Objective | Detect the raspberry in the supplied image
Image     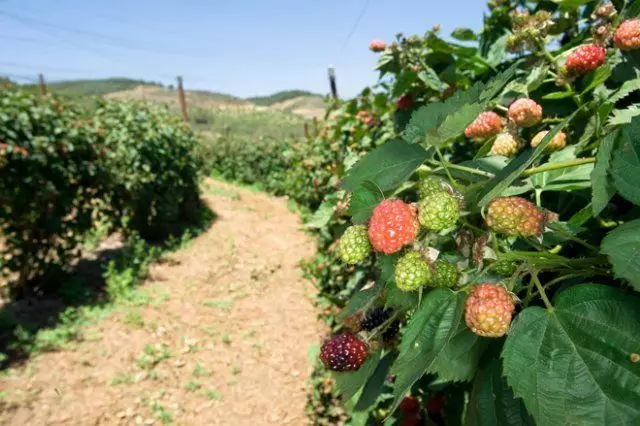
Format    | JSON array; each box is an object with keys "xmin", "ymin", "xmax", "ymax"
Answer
[
  {"xmin": 614, "ymin": 20, "xmax": 640, "ymax": 51},
  {"xmin": 464, "ymin": 111, "xmax": 504, "ymax": 140},
  {"xmin": 417, "ymin": 175, "xmax": 446, "ymax": 199},
  {"xmin": 382, "ymin": 319, "xmax": 401, "ymax": 342},
  {"xmin": 433, "ymin": 260, "xmax": 458, "ymax": 288},
  {"xmin": 360, "ymin": 307, "xmax": 390, "ymax": 331},
  {"xmin": 486, "ymin": 197, "xmax": 545, "ymax": 237},
  {"xmin": 418, "ymin": 192, "xmax": 460, "ymax": 231},
  {"xmin": 530, "ymin": 130, "xmax": 567, "ymax": 152},
  {"xmin": 337, "ymin": 225, "xmax": 371, "ymax": 264},
  {"xmin": 320, "ymin": 333, "xmax": 369, "ymax": 372},
  {"xmin": 508, "ymin": 99, "xmax": 543, "ymax": 128},
  {"xmin": 464, "ymin": 283, "xmax": 515, "ymax": 337},
  {"xmin": 565, "ymin": 44, "xmax": 607, "ymax": 76},
  {"xmin": 492, "ymin": 260, "xmax": 518, "ymax": 276},
  {"xmin": 395, "ymin": 251, "xmax": 432, "ymax": 291},
  {"xmin": 490, "ymin": 133, "xmax": 522, "ymax": 157},
  {"xmin": 369, "ymin": 39, "xmax": 387, "ymax": 52},
  {"xmin": 368, "ymin": 200, "xmax": 419, "ymax": 254},
  {"xmin": 399, "ymin": 396, "xmax": 420, "ymax": 413},
  {"xmin": 397, "ymin": 93, "xmax": 414, "ymax": 110}
]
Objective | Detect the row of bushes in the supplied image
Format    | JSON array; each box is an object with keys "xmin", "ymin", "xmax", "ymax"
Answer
[{"xmin": 0, "ymin": 90, "xmax": 203, "ymax": 297}]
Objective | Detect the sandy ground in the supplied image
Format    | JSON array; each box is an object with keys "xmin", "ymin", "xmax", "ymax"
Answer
[{"xmin": 0, "ymin": 179, "xmax": 324, "ymax": 425}]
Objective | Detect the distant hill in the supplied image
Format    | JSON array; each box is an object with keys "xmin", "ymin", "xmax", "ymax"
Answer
[
  {"xmin": 247, "ymin": 90, "xmax": 323, "ymax": 106},
  {"xmin": 24, "ymin": 78, "xmax": 162, "ymax": 97}
]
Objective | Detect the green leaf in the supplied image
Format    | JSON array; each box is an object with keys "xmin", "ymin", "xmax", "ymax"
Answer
[
  {"xmin": 341, "ymin": 140, "xmax": 430, "ymax": 192},
  {"xmin": 601, "ymin": 219, "xmax": 640, "ymax": 292},
  {"xmin": 338, "ymin": 279, "xmax": 385, "ymax": 320},
  {"xmin": 608, "ymin": 72, "xmax": 640, "ymax": 104},
  {"xmin": 334, "ymin": 349, "xmax": 382, "ymax": 401},
  {"xmin": 389, "ymin": 289, "xmax": 467, "ymax": 412},
  {"xmin": 418, "ymin": 67, "xmax": 443, "ymax": 91},
  {"xmin": 542, "ymin": 91, "xmax": 574, "ymax": 100},
  {"xmin": 467, "ymin": 355, "xmax": 534, "ymax": 426},
  {"xmin": 477, "ymin": 111, "xmax": 578, "ymax": 207},
  {"xmin": 526, "ymin": 65, "xmax": 548, "ymax": 93},
  {"xmin": 385, "ymin": 279, "xmax": 419, "ymax": 311},
  {"xmin": 591, "ymin": 131, "xmax": 620, "ymax": 216},
  {"xmin": 451, "ymin": 27, "xmax": 477, "ymax": 41},
  {"xmin": 502, "ymin": 284, "xmax": 640, "ymax": 426},
  {"xmin": 531, "ymin": 147, "xmax": 594, "ymax": 192},
  {"xmin": 581, "ymin": 63, "xmax": 612, "ymax": 94},
  {"xmin": 551, "ymin": 0, "xmax": 595, "ymax": 7},
  {"xmin": 485, "ymin": 33, "xmax": 508, "ymax": 66},
  {"xmin": 354, "ymin": 351, "xmax": 397, "ymax": 411},
  {"xmin": 349, "ymin": 181, "xmax": 384, "ymax": 224},
  {"xmin": 611, "ymin": 116, "xmax": 640, "ymax": 205},
  {"xmin": 607, "ymin": 104, "xmax": 640, "ymax": 127},
  {"xmin": 305, "ymin": 198, "xmax": 336, "ymax": 229}
]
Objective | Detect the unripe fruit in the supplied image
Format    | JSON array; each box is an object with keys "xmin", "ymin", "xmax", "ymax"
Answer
[
  {"xmin": 508, "ymin": 99, "xmax": 543, "ymax": 127},
  {"xmin": 491, "ymin": 133, "xmax": 522, "ymax": 157},
  {"xmin": 464, "ymin": 111, "xmax": 504, "ymax": 140},
  {"xmin": 464, "ymin": 283, "xmax": 515, "ymax": 337},
  {"xmin": 433, "ymin": 260, "xmax": 458, "ymax": 288},
  {"xmin": 395, "ymin": 251, "xmax": 432, "ymax": 291},
  {"xmin": 486, "ymin": 197, "xmax": 545, "ymax": 237},
  {"xmin": 614, "ymin": 19, "xmax": 640, "ymax": 51},
  {"xmin": 320, "ymin": 333, "xmax": 369, "ymax": 371},
  {"xmin": 418, "ymin": 192, "xmax": 460, "ymax": 231},
  {"xmin": 531, "ymin": 130, "xmax": 567, "ymax": 152},
  {"xmin": 565, "ymin": 44, "xmax": 607, "ymax": 76},
  {"xmin": 369, "ymin": 39, "xmax": 387, "ymax": 52},
  {"xmin": 492, "ymin": 260, "xmax": 518, "ymax": 276},
  {"xmin": 368, "ymin": 200, "xmax": 419, "ymax": 254},
  {"xmin": 417, "ymin": 175, "xmax": 446, "ymax": 199},
  {"xmin": 337, "ymin": 225, "xmax": 371, "ymax": 264}
]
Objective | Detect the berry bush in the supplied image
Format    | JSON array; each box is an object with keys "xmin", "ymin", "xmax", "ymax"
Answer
[{"xmin": 0, "ymin": 91, "xmax": 204, "ymax": 296}]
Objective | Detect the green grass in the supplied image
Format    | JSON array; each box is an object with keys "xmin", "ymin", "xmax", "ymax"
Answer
[
  {"xmin": 202, "ymin": 298, "xmax": 235, "ymax": 311},
  {"xmin": 246, "ymin": 90, "xmax": 322, "ymax": 106}
]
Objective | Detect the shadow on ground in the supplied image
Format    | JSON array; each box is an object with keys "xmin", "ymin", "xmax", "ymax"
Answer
[{"xmin": 0, "ymin": 199, "xmax": 217, "ymax": 370}]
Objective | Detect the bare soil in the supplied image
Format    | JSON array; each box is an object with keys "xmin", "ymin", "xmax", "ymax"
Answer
[{"xmin": 0, "ymin": 179, "xmax": 324, "ymax": 425}]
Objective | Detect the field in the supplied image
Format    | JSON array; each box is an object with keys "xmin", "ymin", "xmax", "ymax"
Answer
[{"xmin": 2, "ymin": 1, "xmax": 640, "ymax": 425}]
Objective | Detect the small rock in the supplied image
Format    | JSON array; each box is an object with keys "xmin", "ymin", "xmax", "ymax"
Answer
[
  {"xmin": 116, "ymin": 411, "xmax": 126, "ymax": 419},
  {"xmin": 144, "ymin": 420, "xmax": 155, "ymax": 425},
  {"xmin": 125, "ymin": 407, "xmax": 135, "ymax": 417},
  {"xmin": 135, "ymin": 415, "xmax": 143, "ymax": 424}
]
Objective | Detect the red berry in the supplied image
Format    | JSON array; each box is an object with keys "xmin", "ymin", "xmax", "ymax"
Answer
[
  {"xmin": 368, "ymin": 200, "xmax": 419, "ymax": 254},
  {"xmin": 369, "ymin": 39, "xmax": 386, "ymax": 52},
  {"xmin": 399, "ymin": 396, "xmax": 420, "ymax": 413},
  {"xmin": 565, "ymin": 44, "xmax": 607, "ymax": 76},
  {"xmin": 426, "ymin": 395, "xmax": 445, "ymax": 413},
  {"xmin": 464, "ymin": 284, "xmax": 515, "ymax": 338},
  {"xmin": 486, "ymin": 197, "xmax": 545, "ymax": 237},
  {"xmin": 464, "ymin": 111, "xmax": 503, "ymax": 140},
  {"xmin": 508, "ymin": 98, "xmax": 543, "ymax": 128},
  {"xmin": 397, "ymin": 93, "xmax": 414, "ymax": 110},
  {"xmin": 614, "ymin": 19, "xmax": 640, "ymax": 51},
  {"xmin": 320, "ymin": 333, "xmax": 368, "ymax": 372}
]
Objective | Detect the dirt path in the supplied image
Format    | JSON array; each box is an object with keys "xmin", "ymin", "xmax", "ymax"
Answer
[{"xmin": 0, "ymin": 179, "xmax": 324, "ymax": 425}]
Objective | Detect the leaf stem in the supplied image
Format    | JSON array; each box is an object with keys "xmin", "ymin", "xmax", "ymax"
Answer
[
  {"xmin": 494, "ymin": 104, "xmax": 508, "ymax": 113},
  {"xmin": 426, "ymin": 160, "xmax": 495, "ymax": 178},
  {"xmin": 521, "ymin": 157, "xmax": 595, "ymax": 177},
  {"xmin": 435, "ymin": 146, "xmax": 461, "ymax": 189},
  {"xmin": 532, "ymin": 272, "xmax": 554, "ymax": 311}
]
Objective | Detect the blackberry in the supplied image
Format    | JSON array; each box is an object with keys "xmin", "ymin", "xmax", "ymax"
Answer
[
  {"xmin": 382, "ymin": 319, "xmax": 401, "ymax": 342},
  {"xmin": 360, "ymin": 307, "xmax": 391, "ymax": 331}
]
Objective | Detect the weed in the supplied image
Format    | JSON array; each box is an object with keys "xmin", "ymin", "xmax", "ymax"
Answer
[
  {"xmin": 192, "ymin": 362, "xmax": 210, "ymax": 378},
  {"xmin": 185, "ymin": 380, "xmax": 201, "ymax": 392},
  {"xmin": 205, "ymin": 389, "xmax": 220, "ymax": 401},
  {"xmin": 123, "ymin": 310, "xmax": 144, "ymax": 328},
  {"xmin": 202, "ymin": 299, "xmax": 235, "ymax": 311},
  {"xmin": 110, "ymin": 373, "xmax": 134, "ymax": 386},
  {"xmin": 151, "ymin": 401, "xmax": 173, "ymax": 424},
  {"xmin": 221, "ymin": 334, "xmax": 231, "ymax": 344}
]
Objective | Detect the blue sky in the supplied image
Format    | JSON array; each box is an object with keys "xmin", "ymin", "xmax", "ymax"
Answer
[{"xmin": 0, "ymin": 0, "xmax": 488, "ymax": 98}]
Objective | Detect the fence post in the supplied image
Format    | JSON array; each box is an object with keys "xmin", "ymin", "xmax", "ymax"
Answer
[
  {"xmin": 328, "ymin": 66, "xmax": 338, "ymax": 100},
  {"xmin": 38, "ymin": 73, "xmax": 47, "ymax": 96},
  {"xmin": 177, "ymin": 76, "xmax": 189, "ymax": 122},
  {"xmin": 312, "ymin": 117, "xmax": 319, "ymax": 136},
  {"xmin": 304, "ymin": 122, "xmax": 310, "ymax": 138}
]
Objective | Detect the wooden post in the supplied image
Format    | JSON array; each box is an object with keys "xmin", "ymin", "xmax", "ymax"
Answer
[
  {"xmin": 304, "ymin": 122, "xmax": 309, "ymax": 138},
  {"xmin": 38, "ymin": 73, "xmax": 47, "ymax": 96},
  {"xmin": 328, "ymin": 66, "xmax": 338, "ymax": 100},
  {"xmin": 312, "ymin": 117, "xmax": 319, "ymax": 136},
  {"xmin": 177, "ymin": 76, "xmax": 188, "ymax": 122}
]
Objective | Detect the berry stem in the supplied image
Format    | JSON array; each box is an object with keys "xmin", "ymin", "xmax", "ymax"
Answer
[
  {"xmin": 532, "ymin": 272, "xmax": 554, "ymax": 311},
  {"xmin": 542, "ymin": 117, "xmax": 564, "ymax": 123},
  {"xmin": 493, "ymin": 104, "xmax": 508, "ymax": 113},
  {"xmin": 426, "ymin": 160, "xmax": 495, "ymax": 178},
  {"xmin": 435, "ymin": 146, "xmax": 461, "ymax": 189},
  {"xmin": 521, "ymin": 157, "xmax": 595, "ymax": 177}
]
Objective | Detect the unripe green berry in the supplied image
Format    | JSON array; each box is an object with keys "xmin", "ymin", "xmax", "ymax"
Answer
[
  {"xmin": 418, "ymin": 192, "xmax": 460, "ymax": 231},
  {"xmin": 417, "ymin": 176, "xmax": 446, "ymax": 199},
  {"xmin": 395, "ymin": 251, "xmax": 432, "ymax": 291},
  {"xmin": 433, "ymin": 260, "xmax": 458, "ymax": 288},
  {"xmin": 492, "ymin": 260, "xmax": 518, "ymax": 276},
  {"xmin": 337, "ymin": 225, "xmax": 371, "ymax": 264}
]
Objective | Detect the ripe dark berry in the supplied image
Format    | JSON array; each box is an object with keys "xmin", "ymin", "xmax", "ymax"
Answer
[
  {"xmin": 360, "ymin": 307, "xmax": 391, "ymax": 331},
  {"xmin": 320, "ymin": 333, "xmax": 369, "ymax": 372},
  {"xmin": 382, "ymin": 319, "xmax": 401, "ymax": 342}
]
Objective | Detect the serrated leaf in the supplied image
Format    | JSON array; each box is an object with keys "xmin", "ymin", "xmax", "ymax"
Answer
[
  {"xmin": 341, "ymin": 140, "xmax": 430, "ymax": 192},
  {"xmin": 526, "ymin": 65, "xmax": 548, "ymax": 93},
  {"xmin": 466, "ymin": 355, "xmax": 534, "ymax": 426},
  {"xmin": 429, "ymin": 318, "xmax": 487, "ymax": 383},
  {"xmin": 607, "ymin": 72, "xmax": 640, "ymax": 104},
  {"xmin": 531, "ymin": 146, "xmax": 594, "ymax": 192},
  {"xmin": 581, "ymin": 63, "xmax": 612, "ymax": 94},
  {"xmin": 384, "ymin": 279, "xmax": 419, "ymax": 311},
  {"xmin": 601, "ymin": 219, "xmax": 640, "ymax": 292},
  {"xmin": 338, "ymin": 278, "xmax": 385, "ymax": 320},
  {"xmin": 349, "ymin": 181, "xmax": 384, "ymax": 224},
  {"xmin": 389, "ymin": 289, "xmax": 467, "ymax": 413},
  {"xmin": 607, "ymin": 104, "xmax": 640, "ymax": 126},
  {"xmin": 477, "ymin": 111, "xmax": 578, "ymax": 207},
  {"xmin": 486, "ymin": 33, "xmax": 508, "ymax": 66},
  {"xmin": 623, "ymin": 0, "xmax": 640, "ymax": 18},
  {"xmin": 611, "ymin": 116, "xmax": 640, "ymax": 205},
  {"xmin": 354, "ymin": 351, "xmax": 397, "ymax": 411},
  {"xmin": 334, "ymin": 349, "xmax": 382, "ymax": 401},
  {"xmin": 418, "ymin": 66, "xmax": 442, "ymax": 91},
  {"xmin": 502, "ymin": 284, "xmax": 640, "ymax": 426},
  {"xmin": 591, "ymin": 131, "xmax": 620, "ymax": 216},
  {"xmin": 451, "ymin": 27, "xmax": 477, "ymax": 41},
  {"xmin": 305, "ymin": 198, "xmax": 336, "ymax": 229}
]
